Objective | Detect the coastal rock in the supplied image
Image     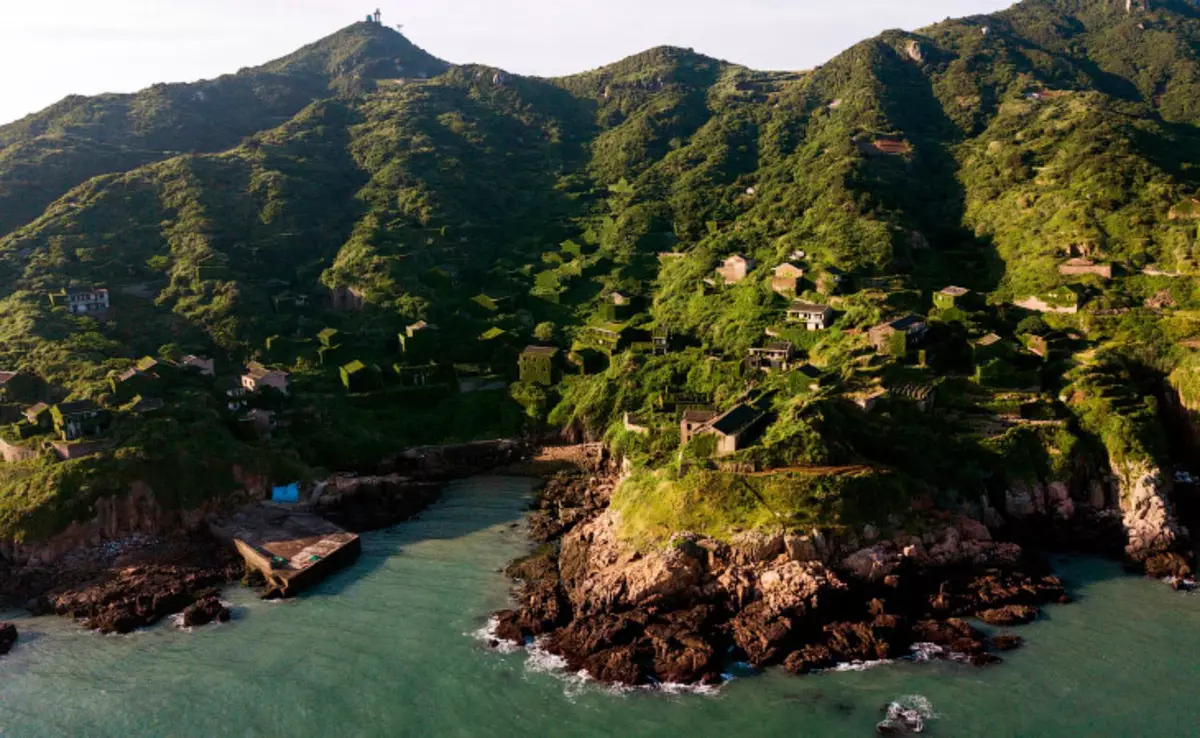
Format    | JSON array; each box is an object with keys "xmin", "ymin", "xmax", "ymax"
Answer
[
  {"xmin": 1005, "ymin": 482, "xmax": 1039, "ymax": 519},
  {"xmin": 492, "ymin": 463, "xmax": 1076, "ymax": 688},
  {"xmin": 730, "ymin": 530, "xmax": 785, "ymax": 565},
  {"xmin": 988, "ymin": 634, "xmax": 1023, "ymax": 652},
  {"xmin": 0, "ymin": 622, "xmax": 16, "ymax": 655},
  {"xmin": 842, "ymin": 545, "xmax": 901, "ymax": 582},
  {"xmin": 785, "ymin": 533, "xmax": 821, "ymax": 563},
  {"xmin": 30, "ymin": 535, "xmax": 241, "ymax": 634},
  {"xmin": 783, "ymin": 644, "xmax": 835, "ymax": 674},
  {"xmin": 1115, "ymin": 462, "xmax": 1191, "ymax": 568},
  {"xmin": 181, "ymin": 595, "xmax": 231, "ymax": 628},
  {"xmin": 976, "ymin": 605, "xmax": 1039, "ymax": 626},
  {"xmin": 1143, "ymin": 552, "xmax": 1193, "ymax": 580},
  {"xmin": 558, "ymin": 512, "xmax": 703, "ymax": 616}
]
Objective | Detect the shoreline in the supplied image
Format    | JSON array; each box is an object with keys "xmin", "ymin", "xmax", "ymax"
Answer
[
  {"xmin": 488, "ymin": 448, "xmax": 1187, "ymax": 689},
  {"xmin": 0, "ymin": 439, "xmax": 535, "ymax": 638}
]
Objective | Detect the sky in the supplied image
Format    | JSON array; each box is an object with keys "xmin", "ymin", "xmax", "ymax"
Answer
[{"xmin": 0, "ymin": 0, "xmax": 1016, "ymax": 126}]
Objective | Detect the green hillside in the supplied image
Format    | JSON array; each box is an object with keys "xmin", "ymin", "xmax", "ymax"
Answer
[{"xmin": 2, "ymin": 1, "xmax": 1200, "ymax": 545}]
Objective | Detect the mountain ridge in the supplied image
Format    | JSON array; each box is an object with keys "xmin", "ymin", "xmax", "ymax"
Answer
[{"xmin": 0, "ymin": 0, "xmax": 1199, "ymax": 560}]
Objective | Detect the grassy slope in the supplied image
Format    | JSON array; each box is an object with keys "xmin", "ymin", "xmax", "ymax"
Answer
[{"xmin": 2, "ymin": 0, "xmax": 1200, "ymax": 542}]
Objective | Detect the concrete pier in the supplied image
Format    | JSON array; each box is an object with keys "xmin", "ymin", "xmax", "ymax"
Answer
[{"xmin": 209, "ymin": 504, "xmax": 361, "ymax": 597}]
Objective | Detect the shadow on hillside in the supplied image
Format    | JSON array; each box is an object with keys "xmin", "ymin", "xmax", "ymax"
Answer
[{"xmin": 861, "ymin": 42, "xmax": 1006, "ymax": 296}]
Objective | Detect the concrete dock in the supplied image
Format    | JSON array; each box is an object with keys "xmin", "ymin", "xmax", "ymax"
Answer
[{"xmin": 209, "ymin": 504, "xmax": 361, "ymax": 597}]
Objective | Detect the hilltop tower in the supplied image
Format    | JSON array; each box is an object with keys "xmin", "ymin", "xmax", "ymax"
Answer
[{"xmin": 374, "ymin": 8, "xmax": 382, "ymax": 23}]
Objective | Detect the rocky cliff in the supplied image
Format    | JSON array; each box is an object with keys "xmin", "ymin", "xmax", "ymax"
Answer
[{"xmin": 493, "ymin": 463, "xmax": 1067, "ymax": 686}]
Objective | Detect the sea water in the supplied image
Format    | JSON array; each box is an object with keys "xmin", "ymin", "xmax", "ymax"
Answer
[{"xmin": 0, "ymin": 476, "xmax": 1197, "ymax": 737}]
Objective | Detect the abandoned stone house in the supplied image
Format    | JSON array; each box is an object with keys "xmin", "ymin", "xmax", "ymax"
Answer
[
  {"xmin": 110, "ymin": 367, "xmax": 159, "ymax": 401},
  {"xmin": 1058, "ymin": 258, "xmax": 1113, "ymax": 279},
  {"xmin": 52, "ymin": 400, "xmax": 108, "ymax": 441},
  {"xmin": 605, "ymin": 291, "xmax": 636, "ymax": 320},
  {"xmin": 868, "ymin": 315, "xmax": 929, "ymax": 355},
  {"xmin": 747, "ymin": 342, "xmax": 794, "ymax": 372},
  {"xmin": 55, "ymin": 286, "xmax": 110, "ymax": 315},
  {"xmin": 771, "ymin": 262, "xmax": 805, "ymax": 293},
  {"xmin": 652, "ymin": 327, "xmax": 671, "ymax": 355},
  {"xmin": 786, "ymin": 301, "xmax": 834, "ymax": 330},
  {"xmin": 717, "ymin": 254, "xmax": 757, "ymax": 284},
  {"xmin": 181, "ymin": 355, "xmax": 215, "ymax": 376},
  {"xmin": 0, "ymin": 371, "xmax": 33, "ymax": 401},
  {"xmin": 933, "ymin": 286, "xmax": 971, "ymax": 310},
  {"xmin": 242, "ymin": 362, "xmax": 290, "ymax": 395},
  {"xmin": 519, "ymin": 346, "xmax": 559, "ymax": 386},
  {"xmin": 680, "ymin": 409, "xmax": 719, "ymax": 445},
  {"xmin": 23, "ymin": 402, "xmax": 51, "ymax": 429},
  {"xmin": 704, "ymin": 404, "xmax": 770, "ymax": 457},
  {"xmin": 396, "ymin": 364, "xmax": 440, "ymax": 388},
  {"xmin": 972, "ymin": 333, "xmax": 1009, "ymax": 364}
]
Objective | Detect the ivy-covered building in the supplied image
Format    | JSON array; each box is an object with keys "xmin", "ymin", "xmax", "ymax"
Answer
[
  {"xmin": 340, "ymin": 360, "xmax": 382, "ymax": 393},
  {"xmin": 519, "ymin": 346, "xmax": 559, "ymax": 386},
  {"xmin": 869, "ymin": 315, "xmax": 928, "ymax": 356},
  {"xmin": 52, "ymin": 400, "xmax": 109, "ymax": 441}
]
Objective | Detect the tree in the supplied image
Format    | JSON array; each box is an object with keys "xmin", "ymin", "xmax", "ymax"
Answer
[{"xmin": 534, "ymin": 322, "xmax": 556, "ymax": 343}]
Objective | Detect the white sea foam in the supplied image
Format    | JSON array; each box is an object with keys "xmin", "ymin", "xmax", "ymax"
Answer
[
  {"xmin": 470, "ymin": 616, "xmax": 521, "ymax": 654},
  {"xmin": 878, "ymin": 694, "xmax": 937, "ymax": 734},
  {"xmin": 169, "ymin": 600, "xmax": 236, "ymax": 633},
  {"xmin": 908, "ymin": 642, "xmax": 970, "ymax": 664},
  {"xmin": 821, "ymin": 659, "xmax": 894, "ymax": 673},
  {"xmin": 480, "ymin": 632, "xmax": 729, "ymax": 698}
]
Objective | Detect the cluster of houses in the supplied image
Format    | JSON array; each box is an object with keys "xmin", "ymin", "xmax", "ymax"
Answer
[{"xmin": 0, "ymin": 356, "xmax": 294, "ymax": 462}]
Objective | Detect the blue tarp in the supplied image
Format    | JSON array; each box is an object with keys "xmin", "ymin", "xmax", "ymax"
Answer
[{"xmin": 271, "ymin": 483, "xmax": 300, "ymax": 503}]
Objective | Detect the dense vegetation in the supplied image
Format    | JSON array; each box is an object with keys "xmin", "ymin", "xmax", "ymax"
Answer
[{"xmin": 3, "ymin": 0, "xmax": 1200, "ymax": 543}]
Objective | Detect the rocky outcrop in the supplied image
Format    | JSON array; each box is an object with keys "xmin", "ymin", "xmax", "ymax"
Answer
[
  {"xmin": 0, "ymin": 622, "xmax": 16, "ymax": 655},
  {"xmin": 9, "ymin": 534, "xmax": 241, "ymax": 634},
  {"xmin": 1114, "ymin": 461, "xmax": 1191, "ymax": 575},
  {"xmin": 492, "ymin": 468, "xmax": 1067, "ymax": 686},
  {"xmin": 181, "ymin": 594, "xmax": 231, "ymax": 628}
]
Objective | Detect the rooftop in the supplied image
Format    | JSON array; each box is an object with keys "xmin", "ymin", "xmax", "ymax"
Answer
[
  {"xmin": 889, "ymin": 315, "xmax": 926, "ymax": 331},
  {"xmin": 245, "ymin": 362, "xmax": 288, "ymax": 381},
  {"xmin": 57, "ymin": 399, "xmax": 102, "ymax": 415},
  {"xmin": 523, "ymin": 346, "xmax": 559, "ymax": 357},
  {"xmin": 789, "ymin": 300, "xmax": 830, "ymax": 313},
  {"xmin": 64, "ymin": 286, "xmax": 108, "ymax": 296},
  {"xmin": 682, "ymin": 409, "xmax": 718, "ymax": 424},
  {"xmin": 939, "ymin": 286, "xmax": 970, "ymax": 297},
  {"xmin": 709, "ymin": 404, "xmax": 764, "ymax": 436},
  {"xmin": 0, "ymin": 371, "xmax": 16, "ymax": 386},
  {"xmin": 129, "ymin": 396, "xmax": 165, "ymax": 413},
  {"xmin": 976, "ymin": 333, "xmax": 1003, "ymax": 347}
]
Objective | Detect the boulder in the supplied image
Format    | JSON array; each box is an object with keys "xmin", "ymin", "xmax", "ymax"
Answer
[
  {"xmin": 842, "ymin": 545, "xmax": 901, "ymax": 583},
  {"xmin": 988, "ymin": 634, "xmax": 1023, "ymax": 652},
  {"xmin": 976, "ymin": 605, "xmax": 1039, "ymax": 626},
  {"xmin": 0, "ymin": 622, "xmax": 16, "ymax": 655},
  {"xmin": 730, "ymin": 531, "xmax": 785, "ymax": 565},
  {"xmin": 1005, "ymin": 482, "xmax": 1037, "ymax": 519},
  {"xmin": 783, "ymin": 644, "xmax": 835, "ymax": 674},
  {"xmin": 785, "ymin": 534, "xmax": 820, "ymax": 563},
  {"xmin": 180, "ymin": 595, "xmax": 231, "ymax": 628}
]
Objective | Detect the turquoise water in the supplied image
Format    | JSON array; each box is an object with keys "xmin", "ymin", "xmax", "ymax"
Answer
[{"xmin": 1, "ymin": 476, "xmax": 1198, "ymax": 737}]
